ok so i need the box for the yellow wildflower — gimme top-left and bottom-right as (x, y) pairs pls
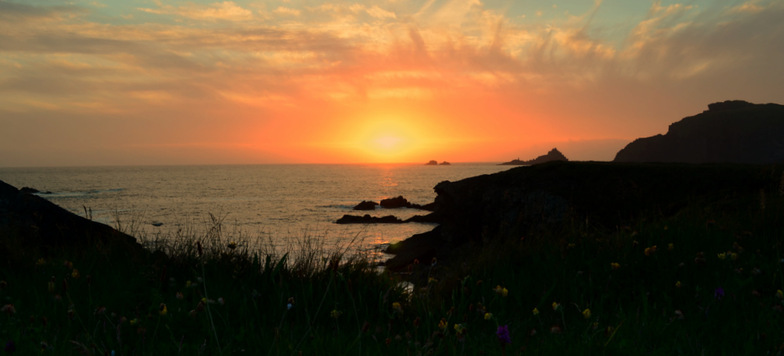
(438, 318), (447, 330)
(582, 308), (591, 319)
(71, 269), (80, 279)
(675, 281), (682, 288)
(159, 303), (167, 316)
(668, 243), (674, 251)
(644, 245), (657, 256)
(611, 262), (620, 270)
(428, 277), (438, 284)
(330, 309), (342, 319)
(532, 307), (539, 316)
(130, 318), (139, 326)
(717, 252), (726, 260)
(454, 323), (466, 334)
(227, 241), (237, 250)
(776, 290), (784, 299)
(36, 258), (46, 266)
(552, 302), (560, 311)
(730, 252), (738, 261)
(484, 312), (493, 320)
(392, 302), (402, 313)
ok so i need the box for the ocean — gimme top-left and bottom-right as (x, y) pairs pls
(0, 163), (511, 256)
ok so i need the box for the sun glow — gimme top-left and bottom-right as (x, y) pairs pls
(352, 117), (427, 163)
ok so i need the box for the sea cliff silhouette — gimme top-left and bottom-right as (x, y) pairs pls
(614, 100), (784, 163)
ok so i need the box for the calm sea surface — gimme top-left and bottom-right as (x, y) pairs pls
(0, 164), (511, 255)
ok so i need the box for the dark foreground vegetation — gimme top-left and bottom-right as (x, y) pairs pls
(2, 162), (784, 355)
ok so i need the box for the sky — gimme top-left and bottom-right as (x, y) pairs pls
(1, 0), (783, 166)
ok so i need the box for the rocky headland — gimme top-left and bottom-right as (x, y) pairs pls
(501, 148), (568, 165)
(614, 100), (784, 163)
(0, 180), (148, 267)
(383, 161), (780, 271)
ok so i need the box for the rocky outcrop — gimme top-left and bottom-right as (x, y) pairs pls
(614, 100), (784, 164)
(336, 214), (404, 224)
(353, 201), (379, 210)
(0, 179), (148, 266)
(384, 161), (779, 271)
(501, 148), (568, 165)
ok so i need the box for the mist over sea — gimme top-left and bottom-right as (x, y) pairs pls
(0, 164), (511, 254)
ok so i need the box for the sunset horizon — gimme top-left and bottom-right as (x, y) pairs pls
(2, 0), (783, 167)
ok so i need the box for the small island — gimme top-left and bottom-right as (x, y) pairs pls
(501, 148), (568, 165)
(425, 160), (451, 165)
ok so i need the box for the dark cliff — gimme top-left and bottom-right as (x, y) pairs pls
(385, 161), (780, 271)
(0, 180), (147, 266)
(614, 100), (784, 164)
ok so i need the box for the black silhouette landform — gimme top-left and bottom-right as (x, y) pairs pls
(614, 100), (784, 163)
(501, 148), (568, 165)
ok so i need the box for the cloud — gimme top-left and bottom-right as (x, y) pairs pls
(274, 6), (301, 17)
(138, 1), (253, 21)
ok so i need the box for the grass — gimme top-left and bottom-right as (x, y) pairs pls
(2, 178), (784, 354)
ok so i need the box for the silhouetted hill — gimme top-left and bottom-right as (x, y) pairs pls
(384, 161), (781, 271)
(614, 100), (784, 163)
(501, 148), (568, 165)
(0, 179), (148, 267)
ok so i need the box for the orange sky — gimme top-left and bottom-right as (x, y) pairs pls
(1, 0), (783, 166)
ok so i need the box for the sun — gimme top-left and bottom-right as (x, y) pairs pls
(353, 118), (424, 163)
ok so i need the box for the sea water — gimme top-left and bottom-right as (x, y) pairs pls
(0, 164), (511, 255)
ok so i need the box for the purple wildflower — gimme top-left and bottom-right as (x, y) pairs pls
(496, 325), (511, 345)
(4, 340), (15, 353)
(714, 287), (725, 300)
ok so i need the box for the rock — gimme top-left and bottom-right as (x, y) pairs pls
(335, 214), (404, 224)
(439, 161), (451, 165)
(0, 179), (148, 267)
(353, 200), (378, 210)
(614, 100), (784, 164)
(380, 196), (411, 209)
(384, 161), (779, 271)
(425, 160), (438, 165)
(501, 148), (568, 165)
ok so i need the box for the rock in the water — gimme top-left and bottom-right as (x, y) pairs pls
(353, 200), (378, 210)
(380, 196), (411, 209)
(336, 214), (404, 224)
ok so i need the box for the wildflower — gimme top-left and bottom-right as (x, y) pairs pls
(330, 309), (342, 319)
(176, 292), (184, 300)
(550, 325), (562, 334)
(159, 303), (167, 316)
(227, 241), (237, 250)
(730, 252), (738, 261)
(47, 277), (55, 293)
(668, 243), (674, 251)
(644, 245), (657, 256)
(717, 252), (726, 260)
(454, 323), (466, 336)
(493, 285), (509, 297)
(675, 281), (682, 288)
(392, 302), (402, 314)
(428, 277), (438, 284)
(610, 262), (620, 270)
(36, 258), (46, 266)
(552, 302), (560, 311)
(130, 318), (139, 326)
(714, 287), (725, 301)
(185, 280), (192, 288)
(567, 243), (576, 249)
(5, 340), (15, 353)
(286, 297), (294, 310)
(438, 318), (447, 330)
(582, 308), (591, 319)
(496, 325), (511, 345)
(776, 290), (784, 299)
(532, 307), (539, 316)
(1, 304), (16, 315)
(478, 312), (489, 320)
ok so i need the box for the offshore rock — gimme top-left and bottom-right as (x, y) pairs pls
(501, 148), (568, 165)
(614, 100), (784, 164)
(353, 201), (378, 210)
(336, 214), (404, 224)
